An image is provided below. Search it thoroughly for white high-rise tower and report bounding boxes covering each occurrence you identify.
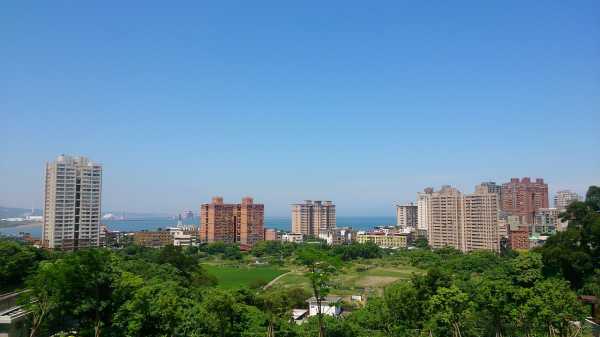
[43,155,102,250]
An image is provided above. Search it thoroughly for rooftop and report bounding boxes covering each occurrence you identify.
[307,296,342,304]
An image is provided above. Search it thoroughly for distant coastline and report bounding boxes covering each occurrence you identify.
[0,216,396,239]
[0,220,42,229]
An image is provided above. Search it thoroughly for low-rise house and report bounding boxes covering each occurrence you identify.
[282,233,304,243]
[291,309,308,324]
[318,227,355,245]
[264,228,282,241]
[307,296,342,317]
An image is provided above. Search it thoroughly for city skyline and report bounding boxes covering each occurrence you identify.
[2,1,599,215]
[0,156,594,217]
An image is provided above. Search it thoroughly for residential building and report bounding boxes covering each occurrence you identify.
[554,190,581,210]
[428,185,463,250]
[462,186,499,252]
[291,200,336,236]
[509,226,530,250]
[42,155,102,250]
[507,215,522,230]
[171,228,197,246]
[132,227,198,248]
[478,181,502,196]
[307,296,342,317]
[498,218,509,239]
[396,203,418,229]
[264,228,281,241]
[501,177,549,226]
[416,188,433,231]
[282,232,304,243]
[424,185,500,252]
[529,233,550,248]
[200,197,264,246]
[318,227,355,245]
[100,226,128,248]
[292,309,308,325]
[356,230,411,248]
[133,230,173,248]
[534,208,567,233]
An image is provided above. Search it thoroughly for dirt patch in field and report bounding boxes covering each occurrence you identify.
[355,276,399,288]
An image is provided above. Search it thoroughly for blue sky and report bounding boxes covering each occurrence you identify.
[1,1,599,216]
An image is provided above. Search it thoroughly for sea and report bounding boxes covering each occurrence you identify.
[0,216,396,238]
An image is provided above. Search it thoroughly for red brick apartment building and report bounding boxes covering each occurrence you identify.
[200,197,264,246]
[501,177,549,226]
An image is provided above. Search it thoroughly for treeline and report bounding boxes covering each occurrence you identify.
[6,243,593,337]
[251,240,384,262]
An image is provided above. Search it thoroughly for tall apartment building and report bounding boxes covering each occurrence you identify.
[395,203,418,228]
[42,155,102,250]
[291,200,335,236]
[478,181,502,196]
[501,177,548,225]
[199,197,264,246]
[554,190,581,210]
[462,185,499,252]
[428,186,463,250]
[416,188,433,231]
[425,185,499,252]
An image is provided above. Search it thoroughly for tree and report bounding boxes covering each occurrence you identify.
[510,252,543,286]
[188,289,263,337]
[414,236,429,249]
[472,278,516,337]
[22,260,64,337]
[380,282,422,335]
[539,193,600,289]
[426,285,476,337]
[295,246,339,337]
[521,278,587,337]
[585,185,600,211]
[257,288,309,337]
[113,280,187,337]
[0,239,47,291]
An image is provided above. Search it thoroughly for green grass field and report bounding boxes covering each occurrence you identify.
[268,260,423,296]
[204,264,288,289]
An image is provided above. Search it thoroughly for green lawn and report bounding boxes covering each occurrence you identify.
[204,264,288,289]
[267,261,423,296]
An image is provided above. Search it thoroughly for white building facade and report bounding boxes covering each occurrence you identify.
[43,155,102,250]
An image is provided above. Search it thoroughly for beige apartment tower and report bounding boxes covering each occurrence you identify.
[291,200,335,236]
[426,185,499,252]
[428,186,463,250]
[396,203,418,228]
[554,190,581,210]
[416,188,433,231]
[200,196,264,246]
[43,155,102,250]
[461,186,499,252]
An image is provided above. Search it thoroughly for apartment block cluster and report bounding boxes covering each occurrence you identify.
[401,178,580,252]
[41,155,580,253]
[286,200,416,249]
